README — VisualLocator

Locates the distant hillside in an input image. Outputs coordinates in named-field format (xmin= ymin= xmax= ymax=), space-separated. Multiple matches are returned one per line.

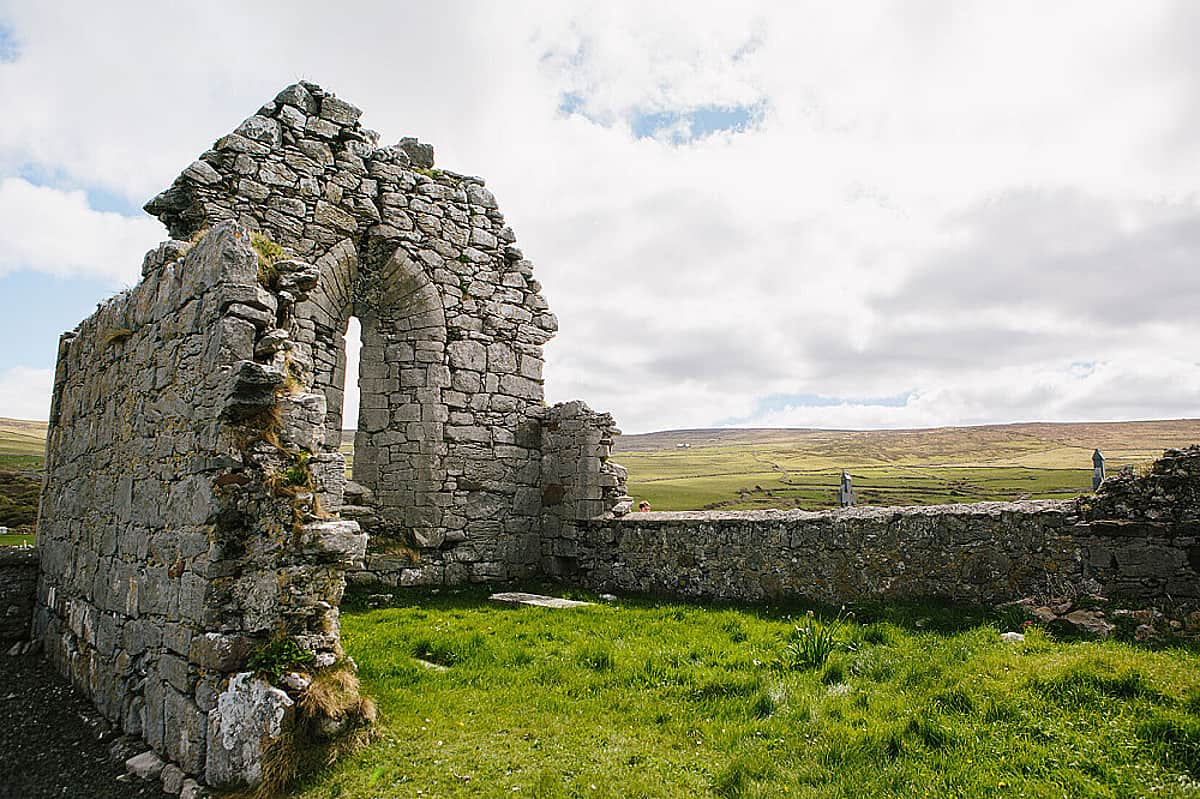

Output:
xmin=611 ymin=419 xmax=1200 ymax=511
xmin=613 ymin=419 xmax=1200 ymax=464
xmin=0 ymin=418 xmax=48 ymax=457
xmin=0 ymin=419 xmax=45 ymax=536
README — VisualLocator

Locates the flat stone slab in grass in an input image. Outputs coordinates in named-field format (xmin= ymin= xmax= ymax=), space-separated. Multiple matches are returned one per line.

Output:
xmin=489 ymin=592 xmax=592 ymax=609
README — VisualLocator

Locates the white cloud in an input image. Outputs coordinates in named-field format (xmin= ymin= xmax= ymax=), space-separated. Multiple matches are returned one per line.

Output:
xmin=0 ymin=366 xmax=54 ymax=421
xmin=741 ymin=357 xmax=1200 ymax=431
xmin=1 ymin=2 xmax=1198 ymax=432
xmin=0 ymin=177 xmax=161 ymax=283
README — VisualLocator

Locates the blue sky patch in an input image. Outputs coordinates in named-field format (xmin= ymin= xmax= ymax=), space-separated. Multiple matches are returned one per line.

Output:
xmin=0 ymin=271 xmax=123 ymax=372
xmin=558 ymin=92 xmax=586 ymax=115
xmin=716 ymin=391 xmax=913 ymax=426
xmin=16 ymin=164 xmax=146 ymax=217
xmin=0 ymin=21 xmax=18 ymax=63
xmin=558 ymin=93 xmax=767 ymax=145
xmin=631 ymin=102 xmax=765 ymax=144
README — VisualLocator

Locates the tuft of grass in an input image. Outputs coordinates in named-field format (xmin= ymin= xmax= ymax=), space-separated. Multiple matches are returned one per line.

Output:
xmin=278 ymin=463 xmax=310 ymax=488
xmin=577 ymin=641 xmax=615 ymax=672
xmin=1138 ymin=712 xmax=1200 ymax=778
xmin=99 ymin=327 xmax=134 ymax=349
xmin=300 ymin=666 xmax=378 ymax=732
xmin=239 ymin=662 xmax=377 ymax=799
xmin=247 ymin=636 xmax=316 ymax=683
xmin=1029 ymin=662 xmax=1162 ymax=706
xmin=252 ymin=231 xmax=285 ymax=288
xmin=782 ymin=609 xmax=846 ymax=670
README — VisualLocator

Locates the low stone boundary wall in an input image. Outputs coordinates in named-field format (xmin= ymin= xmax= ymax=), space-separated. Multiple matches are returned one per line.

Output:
xmin=0 ymin=548 xmax=37 ymax=642
xmin=573 ymin=493 xmax=1199 ymax=606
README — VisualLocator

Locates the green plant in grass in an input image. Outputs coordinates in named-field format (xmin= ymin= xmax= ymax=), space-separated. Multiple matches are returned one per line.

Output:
xmin=278 ymin=464 xmax=309 ymax=488
xmin=783 ymin=609 xmax=847 ymax=670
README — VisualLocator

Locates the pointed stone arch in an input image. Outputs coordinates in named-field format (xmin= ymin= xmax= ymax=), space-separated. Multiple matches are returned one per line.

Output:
xmin=295 ymin=238 xmax=359 ymax=450
xmin=352 ymin=247 xmax=450 ymax=550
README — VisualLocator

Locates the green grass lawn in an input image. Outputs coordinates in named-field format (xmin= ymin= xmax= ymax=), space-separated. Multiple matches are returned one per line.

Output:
xmin=0 ymin=534 xmax=34 ymax=547
xmin=296 ymin=588 xmax=1200 ymax=798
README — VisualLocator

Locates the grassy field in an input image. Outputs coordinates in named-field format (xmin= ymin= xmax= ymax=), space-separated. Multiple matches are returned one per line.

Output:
xmin=290 ymin=587 xmax=1200 ymax=799
xmin=0 ymin=417 xmax=47 ymax=457
xmin=613 ymin=420 xmax=1200 ymax=511
xmin=0 ymin=418 xmax=44 ymax=542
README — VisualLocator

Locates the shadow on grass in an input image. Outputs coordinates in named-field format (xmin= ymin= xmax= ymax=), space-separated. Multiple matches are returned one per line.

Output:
xmin=343 ymin=581 xmax=1200 ymax=653
xmin=343 ymin=581 xmax=1011 ymax=635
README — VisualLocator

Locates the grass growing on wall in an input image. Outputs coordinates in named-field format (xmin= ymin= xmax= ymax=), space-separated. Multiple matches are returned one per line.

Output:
xmin=294 ymin=587 xmax=1200 ymax=799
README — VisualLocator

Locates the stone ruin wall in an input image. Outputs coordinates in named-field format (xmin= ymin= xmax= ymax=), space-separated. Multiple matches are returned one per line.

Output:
xmin=143 ymin=81 xmax=614 ymax=587
xmin=571 ymin=447 xmax=1200 ymax=605
xmin=0 ymin=547 xmax=37 ymax=644
xmin=33 ymin=222 xmax=370 ymax=786
xmin=30 ymin=83 xmax=626 ymax=790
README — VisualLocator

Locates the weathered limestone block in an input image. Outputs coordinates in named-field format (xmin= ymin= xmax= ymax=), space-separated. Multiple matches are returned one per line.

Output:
xmin=300 ymin=520 xmax=368 ymax=566
xmin=205 ymin=673 xmax=294 ymax=788
xmin=36 ymin=79 xmax=646 ymax=789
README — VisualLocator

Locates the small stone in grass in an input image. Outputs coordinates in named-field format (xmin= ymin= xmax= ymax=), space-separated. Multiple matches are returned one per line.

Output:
xmin=1000 ymin=631 xmax=1025 ymax=643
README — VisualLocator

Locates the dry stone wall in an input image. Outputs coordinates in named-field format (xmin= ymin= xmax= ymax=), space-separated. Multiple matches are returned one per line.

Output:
xmin=539 ymin=401 xmax=629 ymax=576
xmin=571 ymin=447 xmax=1200 ymax=605
xmin=34 ymin=224 xmax=367 ymax=788
xmin=33 ymin=83 xmax=627 ymax=791
xmin=0 ymin=548 xmax=37 ymax=642
xmin=145 ymin=81 xmax=583 ymax=586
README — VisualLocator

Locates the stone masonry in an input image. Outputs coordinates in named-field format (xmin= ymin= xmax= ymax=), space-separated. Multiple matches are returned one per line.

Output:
xmin=33 ymin=83 xmax=628 ymax=791
xmin=0 ymin=547 xmax=37 ymax=643
xmin=33 ymin=223 xmax=369 ymax=788
xmin=143 ymin=81 xmax=616 ymax=586
xmin=572 ymin=447 xmax=1200 ymax=605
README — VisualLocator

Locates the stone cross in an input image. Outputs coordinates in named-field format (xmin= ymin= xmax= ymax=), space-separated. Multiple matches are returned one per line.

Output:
xmin=1092 ymin=449 xmax=1105 ymax=491
xmin=838 ymin=471 xmax=856 ymax=507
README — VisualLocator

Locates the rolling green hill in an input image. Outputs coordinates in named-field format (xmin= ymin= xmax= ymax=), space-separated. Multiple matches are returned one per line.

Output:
xmin=0 ymin=417 xmax=47 ymax=462
xmin=611 ymin=419 xmax=1200 ymax=511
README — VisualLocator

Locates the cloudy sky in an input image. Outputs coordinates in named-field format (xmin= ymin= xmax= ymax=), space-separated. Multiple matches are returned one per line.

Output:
xmin=1 ymin=1 xmax=1198 ymax=433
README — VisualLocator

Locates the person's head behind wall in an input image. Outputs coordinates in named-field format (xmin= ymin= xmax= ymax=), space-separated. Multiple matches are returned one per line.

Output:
xmin=637 ymin=501 xmax=651 ymax=512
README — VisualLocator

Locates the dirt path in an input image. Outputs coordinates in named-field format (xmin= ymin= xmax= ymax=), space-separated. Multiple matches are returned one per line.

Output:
xmin=0 ymin=652 xmax=159 ymax=799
